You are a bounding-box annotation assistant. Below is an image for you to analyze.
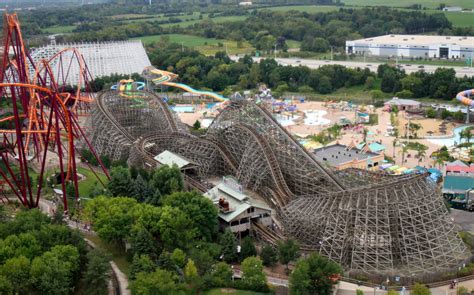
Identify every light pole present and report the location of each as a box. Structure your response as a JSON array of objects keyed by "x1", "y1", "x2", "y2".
[{"x1": 274, "y1": 43, "x2": 277, "y2": 59}]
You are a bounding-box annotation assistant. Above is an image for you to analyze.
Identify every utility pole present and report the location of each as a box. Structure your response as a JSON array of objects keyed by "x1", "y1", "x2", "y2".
[{"x1": 274, "y1": 44, "x2": 277, "y2": 59}]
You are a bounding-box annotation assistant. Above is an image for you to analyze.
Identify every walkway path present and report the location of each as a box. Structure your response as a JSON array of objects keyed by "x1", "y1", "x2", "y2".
[{"x1": 38, "y1": 199, "x2": 130, "y2": 295}]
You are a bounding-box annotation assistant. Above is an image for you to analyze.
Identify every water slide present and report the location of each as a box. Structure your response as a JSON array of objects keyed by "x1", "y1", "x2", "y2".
[
  {"x1": 456, "y1": 89, "x2": 474, "y2": 107},
  {"x1": 144, "y1": 66, "x2": 228, "y2": 102}
]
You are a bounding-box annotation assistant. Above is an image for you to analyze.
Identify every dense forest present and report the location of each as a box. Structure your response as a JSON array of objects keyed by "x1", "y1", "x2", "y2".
[
  {"x1": 0, "y1": 208, "x2": 110, "y2": 294},
  {"x1": 146, "y1": 42, "x2": 474, "y2": 100}
]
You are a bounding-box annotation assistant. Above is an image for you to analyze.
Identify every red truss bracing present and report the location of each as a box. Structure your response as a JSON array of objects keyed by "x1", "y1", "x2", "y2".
[{"x1": 0, "y1": 13, "x2": 109, "y2": 212}]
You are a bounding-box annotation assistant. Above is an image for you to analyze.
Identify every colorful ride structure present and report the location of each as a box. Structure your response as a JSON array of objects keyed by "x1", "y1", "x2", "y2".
[
  {"x1": 143, "y1": 66, "x2": 228, "y2": 102},
  {"x1": 456, "y1": 89, "x2": 474, "y2": 107},
  {"x1": 0, "y1": 13, "x2": 107, "y2": 211}
]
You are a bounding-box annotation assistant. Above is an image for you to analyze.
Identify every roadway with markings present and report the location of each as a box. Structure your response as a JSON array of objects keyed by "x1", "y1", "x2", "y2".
[{"x1": 231, "y1": 56, "x2": 474, "y2": 78}]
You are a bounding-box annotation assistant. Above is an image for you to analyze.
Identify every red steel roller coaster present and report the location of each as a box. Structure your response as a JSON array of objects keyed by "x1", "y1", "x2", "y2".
[{"x1": 0, "y1": 13, "x2": 108, "y2": 212}]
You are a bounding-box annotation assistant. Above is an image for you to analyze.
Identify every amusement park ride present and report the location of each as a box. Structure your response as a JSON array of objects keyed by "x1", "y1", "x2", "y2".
[{"x1": 0, "y1": 13, "x2": 108, "y2": 212}]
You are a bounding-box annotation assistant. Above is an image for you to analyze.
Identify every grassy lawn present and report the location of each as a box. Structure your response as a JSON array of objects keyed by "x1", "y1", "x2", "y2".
[
  {"x1": 286, "y1": 40, "x2": 301, "y2": 50},
  {"x1": 133, "y1": 34, "x2": 254, "y2": 55},
  {"x1": 161, "y1": 15, "x2": 248, "y2": 28},
  {"x1": 342, "y1": 0, "x2": 474, "y2": 9},
  {"x1": 443, "y1": 11, "x2": 474, "y2": 27},
  {"x1": 84, "y1": 233, "x2": 130, "y2": 276},
  {"x1": 42, "y1": 25, "x2": 76, "y2": 34},
  {"x1": 76, "y1": 167, "x2": 108, "y2": 197},
  {"x1": 203, "y1": 289, "x2": 270, "y2": 295},
  {"x1": 261, "y1": 5, "x2": 340, "y2": 12}
]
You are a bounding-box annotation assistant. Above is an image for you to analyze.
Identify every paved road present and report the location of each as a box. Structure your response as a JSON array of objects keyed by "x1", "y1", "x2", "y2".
[{"x1": 230, "y1": 56, "x2": 474, "y2": 78}]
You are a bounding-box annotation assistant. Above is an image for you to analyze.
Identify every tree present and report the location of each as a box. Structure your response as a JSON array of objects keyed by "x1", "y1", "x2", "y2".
[
  {"x1": 401, "y1": 145, "x2": 409, "y2": 164},
  {"x1": 0, "y1": 275, "x2": 13, "y2": 295},
  {"x1": 30, "y1": 245, "x2": 80, "y2": 295},
  {"x1": 150, "y1": 165, "x2": 183, "y2": 196},
  {"x1": 84, "y1": 196, "x2": 138, "y2": 245},
  {"x1": 158, "y1": 206, "x2": 196, "y2": 250},
  {"x1": 184, "y1": 259, "x2": 201, "y2": 290},
  {"x1": 220, "y1": 229, "x2": 238, "y2": 263},
  {"x1": 193, "y1": 120, "x2": 201, "y2": 130},
  {"x1": 0, "y1": 256, "x2": 31, "y2": 294},
  {"x1": 132, "y1": 175, "x2": 154, "y2": 202},
  {"x1": 84, "y1": 249, "x2": 111, "y2": 295},
  {"x1": 453, "y1": 111, "x2": 464, "y2": 122},
  {"x1": 210, "y1": 262, "x2": 232, "y2": 287},
  {"x1": 365, "y1": 76, "x2": 375, "y2": 90},
  {"x1": 240, "y1": 256, "x2": 268, "y2": 292},
  {"x1": 162, "y1": 191, "x2": 218, "y2": 241},
  {"x1": 316, "y1": 76, "x2": 333, "y2": 94},
  {"x1": 425, "y1": 108, "x2": 436, "y2": 118},
  {"x1": 130, "y1": 254, "x2": 156, "y2": 280},
  {"x1": 395, "y1": 89, "x2": 414, "y2": 98},
  {"x1": 362, "y1": 128, "x2": 368, "y2": 143},
  {"x1": 170, "y1": 248, "x2": 186, "y2": 269},
  {"x1": 260, "y1": 244, "x2": 278, "y2": 267},
  {"x1": 130, "y1": 269, "x2": 185, "y2": 295},
  {"x1": 411, "y1": 283, "x2": 431, "y2": 295},
  {"x1": 278, "y1": 239, "x2": 300, "y2": 270},
  {"x1": 289, "y1": 252, "x2": 343, "y2": 295},
  {"x1": 130, "y1": 227, "x2": 157, "y2": 258},
  {"x1": 417, "y1": 148, "x2": 427, "y2": 165},
  {"x1": 240, "y1": 237, "x2": 257, "y2": 260},
  {"x1": 107, "y1": 166, "x2": 134, "y2": 197}
]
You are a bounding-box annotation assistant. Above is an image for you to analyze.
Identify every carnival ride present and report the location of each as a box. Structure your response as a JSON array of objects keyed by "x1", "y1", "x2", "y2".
[
  {"x1": 143, "y1": 66, "x2": 228, "y2": 102},
  {"x1": 457, "y1": 89, "x2": 474, "y2": 107},
  {"x1": 0, "y1": 13, "x2": 107, "y2": 211},
  {"x1": 89, "y1": 86, "x2": 469, "y2": 277}
]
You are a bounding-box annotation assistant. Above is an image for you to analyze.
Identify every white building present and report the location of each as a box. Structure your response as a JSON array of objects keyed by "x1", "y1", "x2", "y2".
[
  {"x1": 443, "y1": 6, "x2": 462, "y2": 12},
  {"x1": 346, "y1": 35, "x2": 474, "y2": 60},
  {"x1": 238, "y1": 1, "x2": 252, "y2": 6},
  {"x1": 203, "y1": 176, "x2": 272, "y2": 233},
  {"x1": 29, "y1": 41, "x2": 151, "y2": 86}
]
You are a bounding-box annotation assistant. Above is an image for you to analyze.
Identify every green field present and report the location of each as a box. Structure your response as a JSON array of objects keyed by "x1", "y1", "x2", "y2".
[
  {"x1": 342, "y1": 0, "x2": 474, "y2": 9},
  {"x1": 161, "y1": 15, "x2": 248, "y2": 28},
  {"x1": 133, "y1": 34, "x2": 254, "y2": 55},
  {"x1": 262, "y1": 5, "x2": 340, "y2": 12},
  {"x1": 76, "y1": 167, "x2": 108, "y2": 197},
  {"x1": 42, "y1": 25, "x2": 76, "y2": 34},
  {"x1": 443, "y1": 11, "x2": 474, "y2": 27},
  {"x1": 286, "y1": 40, "x2": 301, "y2": 49}
]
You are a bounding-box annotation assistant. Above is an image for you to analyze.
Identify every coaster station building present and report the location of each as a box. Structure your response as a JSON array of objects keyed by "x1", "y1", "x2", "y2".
[{"x1": 346, "y1": 34, "x2": 474, "y2": 60}]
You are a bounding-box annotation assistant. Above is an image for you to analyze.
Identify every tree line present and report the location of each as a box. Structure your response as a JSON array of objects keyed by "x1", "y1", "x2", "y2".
[{"x1": 142, "y1": 42, "x2": 474, "y2": 100}]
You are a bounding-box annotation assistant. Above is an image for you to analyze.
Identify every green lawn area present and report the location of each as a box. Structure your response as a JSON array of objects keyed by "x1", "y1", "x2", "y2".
[
  {"x1": 84, "y1": 233, "x2": 130, "y2": 276},
  {"x1": 77, "y1": 167, "x2": 108, "y2": 197},
  {"x1": 203, "y1": 289, "x2": 270, "y2": 295},
  {"x1": 133, "y1": 34, "x2": 254, "y2": 55},
  {"x1": 42, "y1": 25, "x2": 76, "y2": 34},
  {"x1": 342, "y1": 0, "x2": 474, "y2": 9},
  {"x1": 161, "y1": 15, "x2": 247, "y2": 28},
  {"x1": 261, "y1": 5, "x2": 340, "y2": 12},
  {"x1": 286, "y1": 40, "x2": 301, "y2": 50},
  {"x1": 443, "y1": 11, "x2": 474, "y2": 27}
]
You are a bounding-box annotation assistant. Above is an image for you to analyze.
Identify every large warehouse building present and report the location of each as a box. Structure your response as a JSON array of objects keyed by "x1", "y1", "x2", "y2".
[{"x1": 346, "y1": 34, "x2": 474, "y2": 60}]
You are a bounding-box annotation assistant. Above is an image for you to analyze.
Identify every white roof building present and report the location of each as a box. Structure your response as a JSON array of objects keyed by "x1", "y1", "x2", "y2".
[
  {"x1": 346, "y1": 34, "x2": 474, "y2": 59},
  {"x1": 29, "y1": 40, "x2": 151, "y2": 86},
  {"x1": 203, "y1": 176, "x2": 272, "y2": 232},
  {"x1": 154, "y1": 150, "x2": 197, "y2": 170}
]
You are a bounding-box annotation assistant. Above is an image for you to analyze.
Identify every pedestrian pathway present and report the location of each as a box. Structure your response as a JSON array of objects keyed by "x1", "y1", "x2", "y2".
[{"x1": 38, "y1": 199, "x2": 130, "y2": 295}]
